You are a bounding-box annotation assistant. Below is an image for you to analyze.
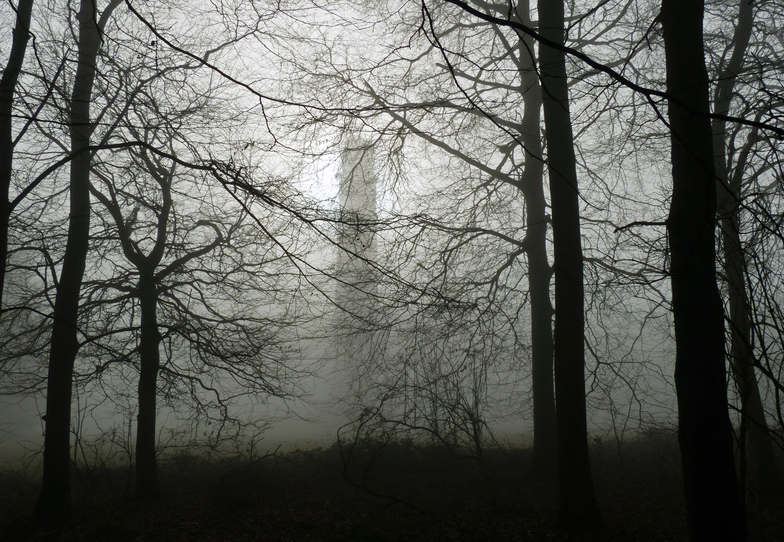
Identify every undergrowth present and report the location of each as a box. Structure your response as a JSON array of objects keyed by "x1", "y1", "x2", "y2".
[{"x1": 1, "y1": 431, "x2": 782, "y2": 541}]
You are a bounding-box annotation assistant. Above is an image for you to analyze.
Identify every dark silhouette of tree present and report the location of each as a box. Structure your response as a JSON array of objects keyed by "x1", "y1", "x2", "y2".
[
  {"x1": 75, "y1": 19, "x2": 316, "y2": 498},
  {"x1": 0, "y1": 0, "x2": 34, "y2": 305},
  {"x1": 512, "y1": 0, "x2": 556, "y2": 485},
  {"x1": 35, "y1": 0, "x2": 121, "y2": 522},
  {"x1": 88, "y1": 143, "x2": 304, "y2": 500},
  {"x1": 661, "y1": 0, "x2": 745, "y2": 539},
  {"x1": 91, "y1": 149, "x2": 215, "y2": 501},
  {"x1": 537, "y1": 0, "x2": 602, "y2": 531}
]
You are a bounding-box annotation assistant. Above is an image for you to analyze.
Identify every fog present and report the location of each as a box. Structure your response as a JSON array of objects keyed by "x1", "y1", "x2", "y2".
[
  {"x1": 1, "y1": 133, "x2": 678, "y2": 466},
  {"x1": 2, "y1": 0, "x2": 783, "y2": 539}
]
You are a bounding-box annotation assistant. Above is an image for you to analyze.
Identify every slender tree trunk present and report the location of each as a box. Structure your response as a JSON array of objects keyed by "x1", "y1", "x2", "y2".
[
  {"x1": 711, "y1": 0, "x2": 782, "y2": 495},
  {"x1": 537, "y1": 0, "x2": 602, "y2": 531},
  {"x1": 90, "y1": 149, "x2": 181, "y2": 502},
  {"x1": 661, "y1": 1, "x2": 745, "y2": 540},
  {"x1": 720, "y1": 101, "x2": 782, "y2": 499},
  {"x1": 0, "y1": 0, "x2": 34, "y2": 305},
  {"x1": 135, "y1": 271, "x2": 161, "y2": 501},
  {"x1": 515, "y1": 0, "x2": 556, "y2": 483},
  {"x1": 35, "y1": 0, "x2": 119, "y2": 521}
]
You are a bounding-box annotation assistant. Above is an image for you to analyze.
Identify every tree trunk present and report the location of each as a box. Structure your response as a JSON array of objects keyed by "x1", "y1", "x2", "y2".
[
  {"x1": 661, "y1": 1, "x2": 746, "y2": 540},
  {"x1": 537, "y1": 0, "x2": 602, "y2": 531},
  {"x1": 90, "y1": 145, "x2": 178, "y2": 502},
  {"x1": 35, "y1": 0, "x2": 119, "y2": 521},
  {"x1": 515, "y1": 0, "x2": 556, "y2": 484},
  {"x1": 135, "y1": 271, "x2": 162, "y2": 501},
  {"x1": 720, "y1": 111, "x2": 782, "y2": 499},
  {"x1": 711, "y1": 0, "x2": 782, "y2": 496},
  {"x1": 0, "y1": 0, "x2": 34, "y2": 305}
]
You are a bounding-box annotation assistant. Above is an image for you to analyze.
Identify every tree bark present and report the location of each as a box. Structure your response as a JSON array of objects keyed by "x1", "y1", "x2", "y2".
[
  {"x1": 0, "y1": 0, "x2": 34, "y2": 305},
  {"x1": 135, "y1": 270, "x2": 162, "y2": 501},
  {"x1": 35, "y1": 0, "x2": 119, "y2": 521},
  {"x1": 661, "y1": 1, "x2": 746, "y2": 540},
  {"x1": 515, "y1": 0, "x2": 556, "y2": 484},
  {"x1": 537, "y1": 0, "x2": 602, "y2": 531}
]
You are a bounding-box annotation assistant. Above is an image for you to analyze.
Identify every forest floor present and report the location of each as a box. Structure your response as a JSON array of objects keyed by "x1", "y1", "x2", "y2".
[{"x1": 1, "y1": 431, "x2": 783, "y2": 541}]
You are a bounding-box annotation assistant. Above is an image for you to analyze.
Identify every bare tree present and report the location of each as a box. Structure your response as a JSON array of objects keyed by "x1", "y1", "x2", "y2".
[
  {"x1": 35, "y1": 0, "x2": 121, "y2": 521},
  {"x1": 661, "y1": 1, "x2": 744, "y2": 539},
  {"x1": 87, "y1": 145, "x2": 306, "y2": 500},
  {"x1": 535, "y1": 0, "x2": 603, "y2": 531},
  {"x1": 708, "y1": 0, "x2": 783, "y2": 495}
]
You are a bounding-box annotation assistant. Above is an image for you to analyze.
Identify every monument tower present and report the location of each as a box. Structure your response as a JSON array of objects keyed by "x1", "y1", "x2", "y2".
[{"x1": 332, "y1": 137, "x2": 379, "y2": 403}]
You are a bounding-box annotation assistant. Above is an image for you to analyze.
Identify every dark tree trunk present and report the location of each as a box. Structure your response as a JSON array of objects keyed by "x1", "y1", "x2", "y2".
[
  {"x1": 0, "y1": 0, "x2": 34, "y2": 305},
  {"x1": 35, "y1": 0, "x2": 119, "y2": 521},
  {"x1": 711, "y1": 0, "x2": 782, "y2": 496},
  {"x1": 537, "y1": 0, "x2": 602, "y2": 531},
  {"x1": 515, "y1": 0, "x2": 556, "y2": 483},
  {"x1": 135, "y1": 271, "x2": 161, "y2": 501},
  {"x1": 661, "y1": 1, "x2": 746, "y2": 540},
  {"x1": 34, "y1": 0, "x2": 101, "y2": 521},
  {"x1": 89, "y1": 145, "x2": 203, "y2": 502}
]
